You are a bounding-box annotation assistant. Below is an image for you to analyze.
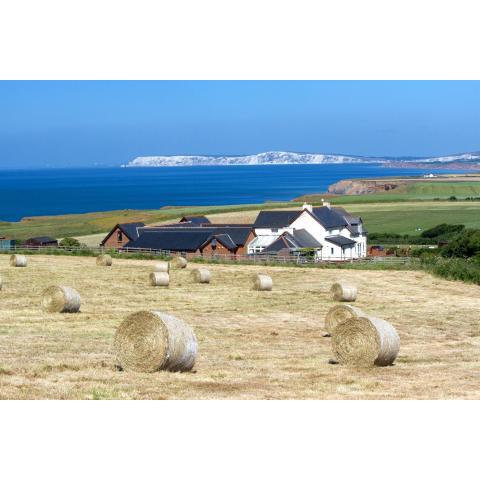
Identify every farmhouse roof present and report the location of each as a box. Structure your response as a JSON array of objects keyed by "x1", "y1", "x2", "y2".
[
  {"x1": 324, "y1": 235, "x2": 356, "y2": 247},
  {"x1": 253, "y1": 211, "x2": 302, "y2": 228},
  {"x1": 262, "y1": 229, "x2": 322, "y2": 253},
  {"x1": 311, "y1": 207, "x2": 349, "y2": 229},
  {"x1": 253, "y1": 206, "x2": 359, "y2": 230},
  {"x1": 292, "y1": 229, "x2": 323, "y2": 248}
]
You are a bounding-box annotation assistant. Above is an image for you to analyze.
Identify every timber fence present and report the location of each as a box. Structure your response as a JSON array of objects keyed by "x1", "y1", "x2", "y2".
[{"x1": 0, "y1": 244, "x2": 414, "y2": 266}]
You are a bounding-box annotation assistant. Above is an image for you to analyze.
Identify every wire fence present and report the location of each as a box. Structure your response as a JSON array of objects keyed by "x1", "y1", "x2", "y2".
[{"x1": 0, "y1": 244, "x2": 414, "y2": 266}]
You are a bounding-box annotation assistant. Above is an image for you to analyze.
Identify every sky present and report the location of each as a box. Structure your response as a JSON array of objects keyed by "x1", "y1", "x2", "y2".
[{"x1": 1, "y1": 80, "x2": 480, "y2": 169}]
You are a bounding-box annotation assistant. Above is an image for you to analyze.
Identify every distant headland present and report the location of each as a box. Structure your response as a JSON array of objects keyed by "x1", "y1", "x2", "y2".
[{"x1": 123, "y1": 150, "x2": 480, "y2": 169}]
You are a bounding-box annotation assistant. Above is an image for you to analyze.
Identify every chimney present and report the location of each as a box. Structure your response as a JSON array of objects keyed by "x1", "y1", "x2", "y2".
[
  {"x1": 322, "y1": 198, "x2": 331, "y2": 208},
  {"x1": 302, "y1": 203, "x2": 313, "y2": 213}
]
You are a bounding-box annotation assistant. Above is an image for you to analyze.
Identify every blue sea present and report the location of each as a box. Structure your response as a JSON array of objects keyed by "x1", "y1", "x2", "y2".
[{"x1": 0, "y1": 164, "x2": 463, "y2": 222}]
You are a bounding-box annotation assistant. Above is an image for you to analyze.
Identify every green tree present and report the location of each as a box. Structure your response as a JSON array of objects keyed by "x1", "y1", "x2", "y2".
[
  {"x1": 441, "y1": 229, "x2": 480, "y2": 258},
  {"x1": 59, "y1": 237, "x2": 81, "y2": 248}
]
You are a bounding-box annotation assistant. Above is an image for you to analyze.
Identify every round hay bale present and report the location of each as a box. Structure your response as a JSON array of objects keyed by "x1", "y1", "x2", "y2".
[
  {"x1": 41, "y1": 286, "x2": 81, "y2": 313},
  {"x1": 191, "y1": 267, "x2": 211, "y2": 284},
  {"x1": 331, "y1": 315, "x2": 400, "y2": 367},
  {"x1": 324, "y1": 304, "x2": 365, "y2": 336},
  {"x1": 330, "y1": 281, "x2": 357, "y2": 302},
  {"x1": 154, "y1": 261, "x2": 170, "y2": 273},
  {"x1": 149, "y1": 271, "x2": 170, "y2": 287},
  {"x1": 113, "y1": 310, "x2": 197, "y2": 373},
  {"x1": 253, "y1": 274, "x2": 272, "y2": 291},
  {"x1": 170, "y1": 256, "x2": 187, "y2": 269},
  {"x1": 10, "y1": 254, "x2": 27, "y2": 267},
  {"x1": 96, "y1": 254, "x2": 112, "y2": 266}
]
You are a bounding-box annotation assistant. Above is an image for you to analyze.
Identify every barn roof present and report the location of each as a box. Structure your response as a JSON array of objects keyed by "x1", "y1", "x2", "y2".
[
  {"x1": 118, "y1": 222, "x2": 145, "y2": 240},
  {"x1": 101, "y1": 222, "x2": 145, "y2": 245},
  {"x1": 202, "y1": 234, "x2": 237, "y2": 251},
  {"x1": 124, "y1": 230, "x2": 212, "y2": 252},
  {"x1": 138, "y1": 226, "x2": 253, "y2": 246},
  {"x1": 26, "y1": 236, "x2": 57, "y2": 243}
]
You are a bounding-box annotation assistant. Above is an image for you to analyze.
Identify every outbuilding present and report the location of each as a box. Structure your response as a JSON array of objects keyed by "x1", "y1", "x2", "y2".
[
  {"x1": 24, "y1": 236, "x2": 58, "y2": 248},
  {"x1": 100, "y1": 222, "x2": 145, "y2": 248}
]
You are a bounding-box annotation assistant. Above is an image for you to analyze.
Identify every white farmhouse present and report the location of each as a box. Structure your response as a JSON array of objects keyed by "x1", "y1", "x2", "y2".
[{"x1": 248, "y1": 202, "x2": 367, "y2": 261}]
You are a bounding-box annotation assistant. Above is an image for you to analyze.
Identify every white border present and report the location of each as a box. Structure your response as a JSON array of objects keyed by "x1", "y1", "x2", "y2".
[{"x1": 0, "y1": 1, "x2": 480, "y2": 80}]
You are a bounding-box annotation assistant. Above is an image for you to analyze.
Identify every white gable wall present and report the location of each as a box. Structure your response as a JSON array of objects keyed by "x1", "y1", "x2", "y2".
[{"x1": 250, "y1": 207, "x2": 368, "y2": 260}]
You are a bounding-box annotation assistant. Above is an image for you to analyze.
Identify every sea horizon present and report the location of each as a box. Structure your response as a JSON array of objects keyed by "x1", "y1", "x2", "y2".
[{"x1": 0, "y1": 163, "x2": 467, "y2": 222}]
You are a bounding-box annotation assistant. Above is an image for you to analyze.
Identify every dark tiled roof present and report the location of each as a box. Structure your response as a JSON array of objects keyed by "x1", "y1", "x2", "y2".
[
  {"x1": 311, "y1": 207, "x2": 349, "y2": 229},
  {"x1": 124, "y1": 230, "x2": 212, "y2": 252},
  {"x1": 118, "y1": 222, "x2": 145, "y2": 240},
  {"x1": 263, "y1": 234, "x2": 296, "y2": 253},
  {"x1": 26, "y1": 236, "x2": 57, "y2": 244},
  {"x1": 253, "y1": 207, "x2": 353, "y2": 230},
  {"x1": 253, "y1": 211, "x2": 301, "y2": 228},
  {"x1": 263, "y1": 230, "x2": 323, "y2": 253},
  {"x1": 293, "y1": 229, "x2": 323, "y2": 248},
  {"x1": 138, "y1": 226, "x2": 252, "y2": 246},
  {"x1": 325, "y1": 235, "x2": 356, "y2": 247},
  {"x1": 208, "y1": 234, "x2": 237, "y2": 251}
]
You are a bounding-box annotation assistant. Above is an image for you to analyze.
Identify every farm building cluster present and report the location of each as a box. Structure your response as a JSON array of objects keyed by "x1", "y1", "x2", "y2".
[{"x1": 100, "y1": 203, "x2": 368, "y2": 261}]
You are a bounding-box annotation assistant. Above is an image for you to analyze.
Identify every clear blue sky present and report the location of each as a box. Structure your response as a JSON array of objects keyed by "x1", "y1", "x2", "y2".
[{"x1": 1, "y1": 81, "x2": 479, "y2": 169}]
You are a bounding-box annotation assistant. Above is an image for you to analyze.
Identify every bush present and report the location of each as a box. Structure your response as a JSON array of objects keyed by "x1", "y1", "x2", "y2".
[
  {"x1": 420, "y1": 256, "x2": 480, "y2": 285},
  {"x1": 60, "y1": 237, "x2": 81, "y2": 248},
  {"x1": 421, "y1": 223, "x2": 465, "y2": 239},
  {"x1": 441, "y1": 229, "x2": 480, "y2": 258}
]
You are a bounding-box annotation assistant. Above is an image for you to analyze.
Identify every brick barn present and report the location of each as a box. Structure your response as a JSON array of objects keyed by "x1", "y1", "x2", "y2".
[{"x1": 100, "y1": 222, "x2": 145, "y2": 248}]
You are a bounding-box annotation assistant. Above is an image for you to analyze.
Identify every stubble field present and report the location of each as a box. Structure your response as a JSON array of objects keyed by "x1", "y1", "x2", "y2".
[{"x1": 0, "y1": 254, "x2": 479, "y2": 399}]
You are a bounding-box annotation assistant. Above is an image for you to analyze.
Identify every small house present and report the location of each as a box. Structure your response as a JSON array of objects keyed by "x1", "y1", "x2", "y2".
[{"x1": 249, "y1": 202, "x2": 367, "y2": 261}]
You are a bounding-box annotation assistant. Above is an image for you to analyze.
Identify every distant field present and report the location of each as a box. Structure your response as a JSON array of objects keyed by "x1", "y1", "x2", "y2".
[
  {"x1": 299, "y1": 181, "x2": 480, "y2": 204},
  {"x1": 0, "y1": 202, "x2": 300, "y2": 241},
  {"x1": 1, "y1": 255, "x2": 479, "y2": 399},
  {"x1": 346, "y1": 201, "x2": 480, "y2": 235},
  {"x1": 2, "y1": 196, "x2": 480, "y2": 244}
]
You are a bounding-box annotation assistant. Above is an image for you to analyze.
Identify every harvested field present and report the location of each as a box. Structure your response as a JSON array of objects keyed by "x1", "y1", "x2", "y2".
[{"x1": 0, "y1": 255, "x2": 479, "y2": 399}]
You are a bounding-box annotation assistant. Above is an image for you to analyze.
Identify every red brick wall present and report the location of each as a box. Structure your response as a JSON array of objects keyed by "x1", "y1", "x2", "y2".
[
  {"x1": 103, "y1": 227, "x2": 130, "y2": 248},
  {"x1": 201, "y1": 241, "x2": 236, "y2": 258},
  {"x1": 236, "y1": 230, "x2": 256, "y2": 255}
]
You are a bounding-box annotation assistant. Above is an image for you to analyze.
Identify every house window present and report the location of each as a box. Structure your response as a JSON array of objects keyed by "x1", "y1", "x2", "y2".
[
  {"x1": 331, "y1": 247, "x2": 334, "y2": 255},
  {"x1": 117, "y1": 230, "x2": 123, "y2": 242},
  {"x1": 211, "y1": 239, "x2": 217, "y2": 250},
  {"x1": 271, "y1": 228, "x2": 278, "y2": 233}
]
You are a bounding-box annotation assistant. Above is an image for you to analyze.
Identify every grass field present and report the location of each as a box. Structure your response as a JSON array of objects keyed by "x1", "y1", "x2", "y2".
[
  {"x1": 3, "y1": 197, "x2": 480, "y2": 244},
  {"x1": 0, "y1": 255, "x2": 479, "y2": 399},
  {"x1": 297, "y1": 177, "x2": 480, "y2": 204},
  {"x1": 0, "y1": 202, "x2": 301, "y2": 241}
]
